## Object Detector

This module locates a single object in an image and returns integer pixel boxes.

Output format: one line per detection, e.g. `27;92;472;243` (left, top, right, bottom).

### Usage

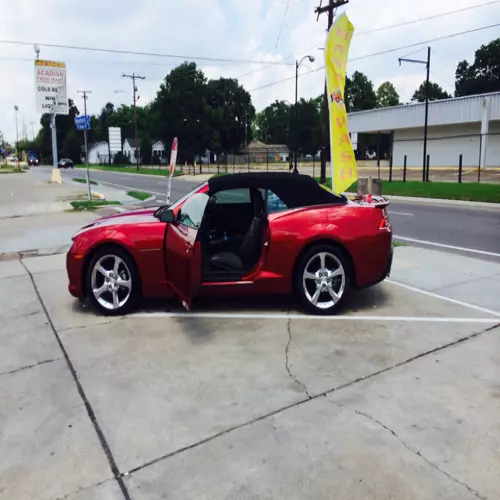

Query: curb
77;168;187;181
382;195;500;209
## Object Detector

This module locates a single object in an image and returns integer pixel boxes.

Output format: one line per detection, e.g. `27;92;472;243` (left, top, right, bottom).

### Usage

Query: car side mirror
159;209;175;223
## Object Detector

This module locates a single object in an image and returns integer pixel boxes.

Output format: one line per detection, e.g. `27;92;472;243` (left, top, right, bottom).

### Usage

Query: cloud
0;0;498;141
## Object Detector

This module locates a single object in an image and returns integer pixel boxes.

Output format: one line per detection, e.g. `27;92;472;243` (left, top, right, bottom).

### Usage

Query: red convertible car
67;173;392;315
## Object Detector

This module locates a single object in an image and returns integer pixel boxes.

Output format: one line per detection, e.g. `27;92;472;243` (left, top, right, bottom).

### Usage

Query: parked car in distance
67;173;393;316
58;158;75;169
7;155;19;163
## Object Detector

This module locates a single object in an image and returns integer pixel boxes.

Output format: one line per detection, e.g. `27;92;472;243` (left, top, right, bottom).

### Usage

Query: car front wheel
295;244;351;315
85;247;140;315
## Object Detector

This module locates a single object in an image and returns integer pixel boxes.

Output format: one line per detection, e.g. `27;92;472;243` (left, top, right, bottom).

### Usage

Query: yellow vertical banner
325;13;357;194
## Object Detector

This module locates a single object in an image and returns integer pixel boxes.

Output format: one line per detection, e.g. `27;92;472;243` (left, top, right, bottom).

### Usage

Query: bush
113;151;130;165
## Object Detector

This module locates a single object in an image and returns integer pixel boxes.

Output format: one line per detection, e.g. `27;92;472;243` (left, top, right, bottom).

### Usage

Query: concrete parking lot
1;249;499;500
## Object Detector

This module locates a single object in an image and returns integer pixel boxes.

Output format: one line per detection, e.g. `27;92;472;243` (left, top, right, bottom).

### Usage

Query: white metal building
348;91;500;168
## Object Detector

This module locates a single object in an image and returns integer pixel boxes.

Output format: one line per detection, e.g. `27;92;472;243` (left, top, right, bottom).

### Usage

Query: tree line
20;38;500;164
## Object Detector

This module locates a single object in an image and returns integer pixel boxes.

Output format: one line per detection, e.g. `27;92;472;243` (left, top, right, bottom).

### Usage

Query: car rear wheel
295;244;351;315
86;247;140;316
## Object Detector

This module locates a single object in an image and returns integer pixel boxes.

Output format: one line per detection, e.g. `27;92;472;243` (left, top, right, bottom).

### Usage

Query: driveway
1;249;499;500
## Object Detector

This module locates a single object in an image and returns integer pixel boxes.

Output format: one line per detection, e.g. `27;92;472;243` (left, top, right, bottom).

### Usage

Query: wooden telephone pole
315;0;349;184
122;73;145;170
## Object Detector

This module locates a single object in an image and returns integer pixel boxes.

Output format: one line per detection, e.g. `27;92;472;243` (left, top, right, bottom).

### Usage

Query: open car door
165;193;209;309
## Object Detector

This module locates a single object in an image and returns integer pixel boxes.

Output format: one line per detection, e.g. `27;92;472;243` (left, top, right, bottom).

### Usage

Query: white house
152;140;166;159
88;142;111;165
348;91;500;168
123;138;141;164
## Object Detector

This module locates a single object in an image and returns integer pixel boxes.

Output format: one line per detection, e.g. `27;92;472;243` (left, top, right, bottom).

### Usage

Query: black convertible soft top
208;173;345;209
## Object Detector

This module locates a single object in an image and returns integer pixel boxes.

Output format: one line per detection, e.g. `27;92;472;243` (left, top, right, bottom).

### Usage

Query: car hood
75;207;162;235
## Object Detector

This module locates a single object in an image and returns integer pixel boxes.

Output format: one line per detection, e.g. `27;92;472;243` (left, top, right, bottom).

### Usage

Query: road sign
35;60;68;115
166;137;179;205
75;115;91;131
169;137;178;175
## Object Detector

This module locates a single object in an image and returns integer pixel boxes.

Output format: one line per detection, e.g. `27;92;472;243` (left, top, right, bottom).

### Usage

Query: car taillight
378;209;391;231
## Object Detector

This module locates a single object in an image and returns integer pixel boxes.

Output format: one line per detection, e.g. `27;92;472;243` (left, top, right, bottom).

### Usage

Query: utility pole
399;47;431;182
30;122;35;141
315;0;349;184
14;105;19;168
78;90;92;201
122;73;145;171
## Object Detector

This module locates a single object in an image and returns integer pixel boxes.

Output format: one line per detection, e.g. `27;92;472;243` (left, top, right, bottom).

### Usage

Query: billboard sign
35;60;68;115
108;127;122;155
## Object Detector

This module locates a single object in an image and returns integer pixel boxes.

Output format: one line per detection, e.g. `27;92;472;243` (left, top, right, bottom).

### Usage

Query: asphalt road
36;166;500;259
43;165;202;204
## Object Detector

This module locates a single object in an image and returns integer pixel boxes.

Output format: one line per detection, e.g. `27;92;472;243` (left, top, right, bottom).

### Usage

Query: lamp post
399;47;431;182
294;55;315;174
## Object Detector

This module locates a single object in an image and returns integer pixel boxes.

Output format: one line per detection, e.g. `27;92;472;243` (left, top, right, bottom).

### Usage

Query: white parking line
393;236;500;258
390;211;414;217
387;280;500;317
131;312;499;323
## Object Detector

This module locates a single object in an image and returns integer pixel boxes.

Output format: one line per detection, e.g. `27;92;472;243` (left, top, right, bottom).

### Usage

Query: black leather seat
210;190;266;272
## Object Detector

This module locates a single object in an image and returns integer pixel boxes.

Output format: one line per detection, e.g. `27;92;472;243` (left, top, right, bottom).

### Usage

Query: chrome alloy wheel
91;254;132;311
302;251;346;310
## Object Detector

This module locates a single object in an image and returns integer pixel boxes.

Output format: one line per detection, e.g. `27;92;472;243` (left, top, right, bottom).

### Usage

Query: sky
0;0;499;142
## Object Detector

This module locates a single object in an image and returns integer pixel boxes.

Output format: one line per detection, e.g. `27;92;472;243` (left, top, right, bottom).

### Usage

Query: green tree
376;81;400;108
62;127;82;162
140;136;152;165
345;71;377;112
255;100;292;146
37;98;81;161
455;38;500;97
151;62;211;163
205;77;255;153
412;81;451;102
295;98;322;155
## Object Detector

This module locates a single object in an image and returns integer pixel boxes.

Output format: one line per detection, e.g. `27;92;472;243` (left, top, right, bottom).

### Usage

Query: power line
357;0;500;36
0;40;294;66
274;0;291;49
239;0;500;80
249;22;500;92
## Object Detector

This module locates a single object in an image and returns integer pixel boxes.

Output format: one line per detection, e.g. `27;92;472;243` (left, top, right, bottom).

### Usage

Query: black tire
85;246;141;316
294;243;351;315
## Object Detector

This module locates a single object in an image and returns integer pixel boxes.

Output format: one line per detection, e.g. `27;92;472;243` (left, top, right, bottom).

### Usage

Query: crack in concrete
0;357;62;378
20;260;132;500
320;322;500;400
330;400;488;500
124;322;500;481
55;477;116;500
285;317;312;399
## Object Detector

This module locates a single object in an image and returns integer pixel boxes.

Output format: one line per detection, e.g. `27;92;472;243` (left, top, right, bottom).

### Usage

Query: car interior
200;188;269;281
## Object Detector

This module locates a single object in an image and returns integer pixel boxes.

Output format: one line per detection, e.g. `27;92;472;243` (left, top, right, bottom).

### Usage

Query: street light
399;47;431;182
294;55;315;173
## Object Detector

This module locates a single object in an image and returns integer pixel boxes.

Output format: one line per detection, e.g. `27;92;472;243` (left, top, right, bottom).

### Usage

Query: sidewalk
0;174;105;256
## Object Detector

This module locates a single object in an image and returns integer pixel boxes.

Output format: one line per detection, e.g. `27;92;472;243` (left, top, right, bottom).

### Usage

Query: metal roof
348;91;500;133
